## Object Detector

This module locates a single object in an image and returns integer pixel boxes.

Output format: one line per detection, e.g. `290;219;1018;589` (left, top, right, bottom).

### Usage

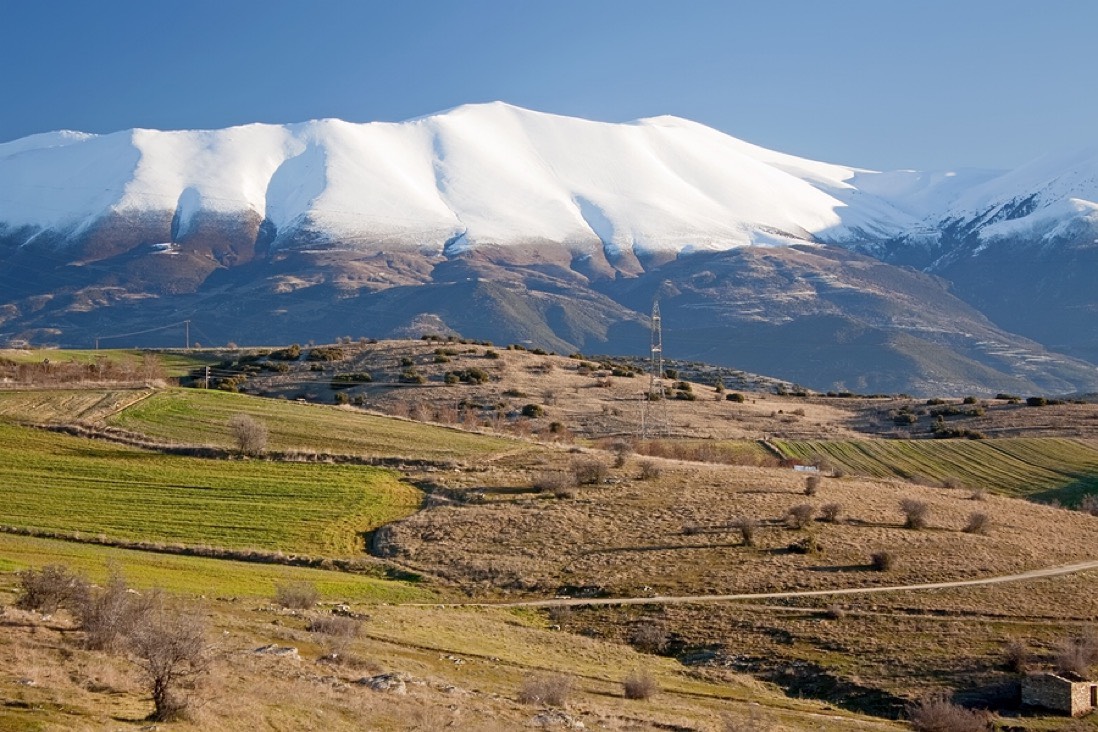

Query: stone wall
1021;673;1096;717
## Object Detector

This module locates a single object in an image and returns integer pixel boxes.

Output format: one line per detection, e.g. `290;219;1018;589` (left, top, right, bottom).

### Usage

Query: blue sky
2;0;1095;171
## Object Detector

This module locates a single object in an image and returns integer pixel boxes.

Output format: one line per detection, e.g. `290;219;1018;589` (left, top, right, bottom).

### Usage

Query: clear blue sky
3;0;1095;171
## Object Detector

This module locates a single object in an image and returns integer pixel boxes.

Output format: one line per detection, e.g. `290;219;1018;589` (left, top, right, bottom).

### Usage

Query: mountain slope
1;103;1096;393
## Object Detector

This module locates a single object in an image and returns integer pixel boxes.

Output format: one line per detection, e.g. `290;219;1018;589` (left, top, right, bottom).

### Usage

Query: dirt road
444;558;1098;609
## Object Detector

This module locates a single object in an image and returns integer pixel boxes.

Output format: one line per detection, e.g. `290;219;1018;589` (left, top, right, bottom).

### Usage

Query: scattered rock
532;709;585;729
253;644;299;659
357;673;407;694
442;653;466;665
16;677;36;686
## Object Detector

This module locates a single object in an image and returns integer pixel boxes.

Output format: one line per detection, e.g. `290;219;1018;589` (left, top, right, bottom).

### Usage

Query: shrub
962;396;978;404
610;439;633;468
629;621;668;654
870;551;895;572
484;349;500;359
1079;494;1098;516
823;605;846;620
804;475;820;495
518;673;572;706
521;403;545;418
786;504;815;530
1003;638;1031;674
1026;396;1048;407
733;516;758;547
788;535;821;554
970;488;988;502
906;694;990;732
1054;632;1098;678
16;564;89;613
572;458;608;486
128;594;209;722
78;569;140;652
638;460;661;481
307;615;361;639
900;498;930;529
963;512;991;535
533;471;577;499
622;670;659;700
274;581;319;610
228;413;268;456
726;392;746;403
819;502;843;523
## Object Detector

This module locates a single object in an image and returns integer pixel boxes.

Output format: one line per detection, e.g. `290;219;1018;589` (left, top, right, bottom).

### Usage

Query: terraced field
0;422;421;555
106;388;520;461
773;437;1098;502
0;533;433;603
0;388;152;422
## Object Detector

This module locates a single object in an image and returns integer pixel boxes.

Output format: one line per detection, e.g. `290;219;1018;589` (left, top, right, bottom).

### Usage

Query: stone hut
1021;673;1098;717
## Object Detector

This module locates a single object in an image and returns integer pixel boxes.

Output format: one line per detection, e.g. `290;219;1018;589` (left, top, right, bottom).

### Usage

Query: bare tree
128;594;210;721
228;413;268;456
900;498;930;529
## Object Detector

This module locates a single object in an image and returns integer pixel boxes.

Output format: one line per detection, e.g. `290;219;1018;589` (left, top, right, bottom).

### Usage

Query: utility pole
204;366;210;389
641;300;666;439
184;320;190;350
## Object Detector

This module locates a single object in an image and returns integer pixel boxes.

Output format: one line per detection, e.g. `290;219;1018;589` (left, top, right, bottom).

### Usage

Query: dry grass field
2;342;1098;729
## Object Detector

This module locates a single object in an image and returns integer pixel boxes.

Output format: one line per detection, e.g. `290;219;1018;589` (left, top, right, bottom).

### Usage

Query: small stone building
1021;673;1098;717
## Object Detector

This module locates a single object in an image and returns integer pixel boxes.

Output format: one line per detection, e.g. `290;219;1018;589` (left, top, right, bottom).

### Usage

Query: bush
16;564;89;613
532;471;577;499
78;569;141;652
638;460;661;481
1026;396;1048;407
900;498;930;529
970;488;988;502
572;458;608;486
518;673;572;706
804;475;821;495
1003;638;1031;674
722;708;777;732
622;670;659;700
786;504;815;530
484;349;500;359
1079;494;1098;516
733;516;758;547
610;439;633;468
819;502;843;523
963;512;991;535
726;392;746;403
1054;632;1098;678
521;403;545;418
870;551;895;572
228;413;268;456
788;535;821;554
906;694;991;732
128;594;209;722
274;581;319;610
307;615;361;639
629;621;668;654
823;605;846;620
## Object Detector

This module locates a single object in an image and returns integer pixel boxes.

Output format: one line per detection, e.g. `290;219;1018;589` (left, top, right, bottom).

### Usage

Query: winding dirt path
432;558;1098;609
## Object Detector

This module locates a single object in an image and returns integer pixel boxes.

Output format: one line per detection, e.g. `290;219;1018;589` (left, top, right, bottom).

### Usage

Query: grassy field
773;437;1098;502
0;347;218;377
0;422;421;555
105;388;520;460
0;533;433;603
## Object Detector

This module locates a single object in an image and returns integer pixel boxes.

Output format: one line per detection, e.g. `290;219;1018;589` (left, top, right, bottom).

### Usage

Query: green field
0;422;421;555
0;533;433;603
0;348;218;377
773;437;1098;502
105;388;518;460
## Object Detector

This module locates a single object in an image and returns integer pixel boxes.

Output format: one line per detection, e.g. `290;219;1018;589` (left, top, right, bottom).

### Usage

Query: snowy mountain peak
0;103;1094;261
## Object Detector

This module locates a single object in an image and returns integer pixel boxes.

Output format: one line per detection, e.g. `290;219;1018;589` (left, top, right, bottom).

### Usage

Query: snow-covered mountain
1;103;1095;393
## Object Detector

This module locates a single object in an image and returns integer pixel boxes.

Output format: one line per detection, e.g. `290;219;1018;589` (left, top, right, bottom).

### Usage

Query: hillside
2;104;1097;394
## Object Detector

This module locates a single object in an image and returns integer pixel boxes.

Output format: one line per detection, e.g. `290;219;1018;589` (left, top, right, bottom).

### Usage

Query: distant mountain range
1;103;1095;395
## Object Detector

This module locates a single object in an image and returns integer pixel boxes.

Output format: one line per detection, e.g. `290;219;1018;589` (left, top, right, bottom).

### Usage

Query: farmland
772;437;1098;503
105;388;520;461
0;422;421;555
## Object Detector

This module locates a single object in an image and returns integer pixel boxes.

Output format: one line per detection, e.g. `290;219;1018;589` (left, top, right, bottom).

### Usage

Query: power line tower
641;300;666;438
